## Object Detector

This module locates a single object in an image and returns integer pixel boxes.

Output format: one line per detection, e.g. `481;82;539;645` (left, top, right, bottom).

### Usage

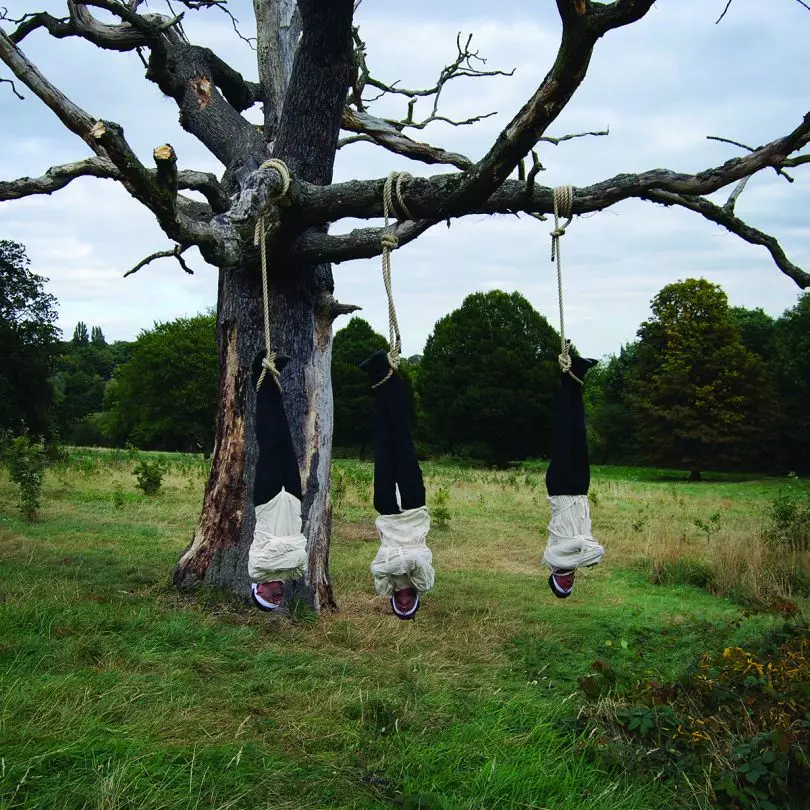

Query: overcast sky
1;0;808;358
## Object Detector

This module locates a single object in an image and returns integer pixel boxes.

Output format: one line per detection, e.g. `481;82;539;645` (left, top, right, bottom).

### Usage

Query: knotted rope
550;185;582;385
373;171;413;388
254;158;292;391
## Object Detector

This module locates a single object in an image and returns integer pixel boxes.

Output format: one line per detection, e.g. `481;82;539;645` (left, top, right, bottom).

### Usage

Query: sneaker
548;569;575;599
391;587;419;620
251;580;284;611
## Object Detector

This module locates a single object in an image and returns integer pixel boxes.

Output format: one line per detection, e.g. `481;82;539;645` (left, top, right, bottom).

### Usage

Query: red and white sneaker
391;587;419;620
251;581;284;611
548;569;576;599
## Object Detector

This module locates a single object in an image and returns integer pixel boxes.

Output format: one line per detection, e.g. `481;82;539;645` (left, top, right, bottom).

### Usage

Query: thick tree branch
5;1;265;167
0;29;223;256
7;0;181;49
285;111;810;226
0;155;228;214
643;189;810;289
290;219;438;264
340;108;473;169
254;0;301;141
455;0;656;208
708;134;795;182
0;156;117;199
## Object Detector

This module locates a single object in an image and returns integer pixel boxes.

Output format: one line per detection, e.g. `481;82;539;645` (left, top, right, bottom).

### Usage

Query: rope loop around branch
373;171;412;387
550;185;582;385
254;159;292;392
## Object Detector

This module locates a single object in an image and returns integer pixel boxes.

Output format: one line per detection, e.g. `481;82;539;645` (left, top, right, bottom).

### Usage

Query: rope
373;171;413;388
254;159;292;391
550;185;582;385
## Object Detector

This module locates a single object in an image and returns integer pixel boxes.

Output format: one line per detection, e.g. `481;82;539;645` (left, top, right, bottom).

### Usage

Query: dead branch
708;134;794;182
173;0;256;49
723;175;750;213
291;219;439;264
0;28;222;257
290;111;810;226
0;156;117;199
643;189;810;288
340;108;473;169
717;0;809;24
454;0;656;207
539;128;609;146
351;28;511;135
715;0;734;23
0;74;23;97
124;243;193;277
0;154;228;215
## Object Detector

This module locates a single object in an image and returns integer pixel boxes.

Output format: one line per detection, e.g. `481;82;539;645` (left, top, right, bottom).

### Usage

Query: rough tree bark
2;0;809;612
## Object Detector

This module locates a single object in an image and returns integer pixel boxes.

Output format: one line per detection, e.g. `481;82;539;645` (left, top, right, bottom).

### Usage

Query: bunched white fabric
248;489;308;582
371;505;435;596
542;494;605;571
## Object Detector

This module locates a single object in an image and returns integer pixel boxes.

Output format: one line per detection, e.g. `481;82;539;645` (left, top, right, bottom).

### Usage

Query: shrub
765;491;810;553
4;435;46;521
432;486;451;530
575;623;810;809
133;458;166;495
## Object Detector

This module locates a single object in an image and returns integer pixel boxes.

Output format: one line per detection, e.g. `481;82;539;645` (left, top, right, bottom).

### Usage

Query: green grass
1;453;807;809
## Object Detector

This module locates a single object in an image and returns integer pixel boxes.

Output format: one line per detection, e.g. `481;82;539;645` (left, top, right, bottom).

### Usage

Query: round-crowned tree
629;279;777;481
418;290;559;465
331;317;387;457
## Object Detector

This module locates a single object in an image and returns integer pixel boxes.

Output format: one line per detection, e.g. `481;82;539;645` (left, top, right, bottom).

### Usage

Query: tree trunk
688;468;702;482
173;0;353;612
173;259;337;610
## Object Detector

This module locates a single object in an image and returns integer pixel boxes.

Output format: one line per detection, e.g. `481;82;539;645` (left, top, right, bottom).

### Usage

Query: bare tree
1;0;808;611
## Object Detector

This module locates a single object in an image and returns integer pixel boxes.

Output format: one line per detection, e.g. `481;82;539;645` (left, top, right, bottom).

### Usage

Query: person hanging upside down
248;351;308;612
360;350;435;620
543;352;605;598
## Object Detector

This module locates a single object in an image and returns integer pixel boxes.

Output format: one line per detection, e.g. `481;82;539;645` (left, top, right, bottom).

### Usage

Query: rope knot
256;352;281;392
380;233;399;251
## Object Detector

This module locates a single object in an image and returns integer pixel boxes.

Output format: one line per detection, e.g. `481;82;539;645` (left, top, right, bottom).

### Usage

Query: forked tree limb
0;28;220;253
286;111;810;226
124;243;194;277
0;156;229;213
340;108;473;169
452;0;656;207
642;189;810;288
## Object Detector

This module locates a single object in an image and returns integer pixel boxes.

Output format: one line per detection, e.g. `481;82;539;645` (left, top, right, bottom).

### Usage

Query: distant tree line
2;239;808;476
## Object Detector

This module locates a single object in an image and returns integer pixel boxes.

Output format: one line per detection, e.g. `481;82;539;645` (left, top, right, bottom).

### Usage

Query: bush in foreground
576;622;810;809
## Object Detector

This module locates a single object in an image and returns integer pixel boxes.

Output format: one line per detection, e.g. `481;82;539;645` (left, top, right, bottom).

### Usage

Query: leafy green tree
0;240;60;435
51;322;131;444
104;313;218;452
629;279;777;481
730;306;776;359
588;344;639;464
72;321;89;346
418;290;559;465
331;317;388;456
773;293;810;473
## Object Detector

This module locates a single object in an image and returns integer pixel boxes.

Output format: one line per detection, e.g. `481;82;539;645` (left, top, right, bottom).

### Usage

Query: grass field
1;450;808;809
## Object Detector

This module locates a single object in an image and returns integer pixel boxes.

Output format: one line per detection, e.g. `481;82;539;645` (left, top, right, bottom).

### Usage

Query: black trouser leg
372;386;400;515
545;374;590;497
385;374;426;510
253;359;302;507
